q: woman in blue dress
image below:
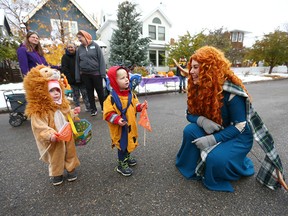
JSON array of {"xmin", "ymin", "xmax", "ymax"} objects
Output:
[{"xmin": 175, "ymin": 46, "xmax": 255, "ymax": 192}]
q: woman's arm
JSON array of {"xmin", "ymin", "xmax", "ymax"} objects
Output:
[{"xmin": 213, "ymin": 94, "xmax": 248, "ymax": 143}]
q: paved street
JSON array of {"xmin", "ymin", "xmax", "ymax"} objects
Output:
[{"xmin": 1, "ymin": 79, "xmax": 288, "ymax": 216}]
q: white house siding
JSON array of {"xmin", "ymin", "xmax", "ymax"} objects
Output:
[{"xmin": 98, "ymin": 5, "xmax": 171, "ymax": 72}]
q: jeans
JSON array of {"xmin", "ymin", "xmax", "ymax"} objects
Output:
[
  {"xmin": 178, "ymin": 76, "xmax": 186, "ymax": 88},
  {"xmin": 70, "ymin": 83, "xmax": 90, "ymax": 110}
]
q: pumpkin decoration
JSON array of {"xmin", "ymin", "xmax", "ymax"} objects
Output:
[
  {"xmin": 158, "ymin": 71, "xmax": 167, "ymax": 76},
  {"xmin": 167, "ymin": 71, "xmax": 174, "ymax": 77}
]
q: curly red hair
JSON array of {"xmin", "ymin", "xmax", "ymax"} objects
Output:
[{"xmin": 187, "ymin": 46, "xmax": 250, "ymax": 125}]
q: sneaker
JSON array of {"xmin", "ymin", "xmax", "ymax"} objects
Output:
[
  {"xmin": 67, "ymin": 170, "xmax": 77, "ymax": 182},
  {"xmin": 85, "ymin": 108, "xmax": 90, "ymax": 112},
  {"xmin": 52, "ymin": 175, "xmax": 63, "ymax": 186},
  {"xmin": 126, "ymin": 153, "xmax": 137, "ymax": 166},
  {"xmin": 116, "ymin": 159, "xmax": 133, "ymax": 176},
  {"xmin": 91, "ymin": 110, "xmax": 98, "ymax": 116}
]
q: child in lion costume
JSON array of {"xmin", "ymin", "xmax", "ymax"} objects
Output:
[{"xmin": 23, "ymin": 65, "xmax": 80, "ymax": 186}]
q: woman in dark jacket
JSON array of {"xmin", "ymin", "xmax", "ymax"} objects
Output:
[{"xmin": 61, "ymin": 42, "xmax": 90, "ymax": 111}]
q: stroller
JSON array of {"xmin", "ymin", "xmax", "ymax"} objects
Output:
[{"xmin": 3, "ymin": 91, "xmax": 27, "ymax": 127}]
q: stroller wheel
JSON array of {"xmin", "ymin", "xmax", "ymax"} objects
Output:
[
  {"xmin": 9, "ymin": 114, "xmax": 23, "ymax": 127},
  {"xmin": 18, "ymin": 113, "xmax": 27, "ymax": 120}
]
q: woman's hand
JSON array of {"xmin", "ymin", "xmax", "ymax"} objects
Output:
[
  {"xmin": 192, "ymin": 135, "xmax": 217, "ymax": 150},
  {"xmin": 197, "ymin": 116, "xmax": 222, "ymax": 134}
]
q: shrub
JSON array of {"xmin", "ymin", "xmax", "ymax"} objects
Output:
[{"xmin": 132, "ymin": 66, "xmax": 148, "ymax": 77}]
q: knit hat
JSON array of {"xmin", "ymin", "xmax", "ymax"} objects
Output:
[
  {"xmin": 77, "ymin": 30, "xmax": 92, "ymax": 45},
  {"xmin": 48, "ymin": 80, "xmax": 62, "ymax": 104}
]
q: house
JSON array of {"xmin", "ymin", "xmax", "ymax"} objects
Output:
[
  {"xmin": 229, "ymin": 29, "xmax": 251, "ymax": 49},
  {"xmin": 0, "ymin": 9, "xmax": 12, "ymax": 38},
  {"xmin": 22, "ymin": 0, "xmax": 99, "ymax": 41},
  {"xmin": 97, "ymin": 3, "xmax": 172, "ymax": 72}
]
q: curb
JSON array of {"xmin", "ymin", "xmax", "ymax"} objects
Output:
[{"xmin": 1, "ymin": 77, "xmax": 288, "ymax": 114}]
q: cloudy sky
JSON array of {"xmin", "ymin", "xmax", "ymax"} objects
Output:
[{"xmin": 77, "ymin": 0, "xmax": 288, "ymax": 47}]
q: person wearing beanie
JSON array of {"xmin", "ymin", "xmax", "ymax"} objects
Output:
[
  {"xmin": 61, "ymin": 42, "xmax": 90, "ymax": 111},
  {"xmin": 75, "ymin": 30, "xmax": 106, "ymax": 116},
  {"xmin": 23, "ymin": 65, "xmax": 81, "ymax": 186},
  {"xmin": 103, "ymin": 66, "xmax": 148, "ymax": 176}
]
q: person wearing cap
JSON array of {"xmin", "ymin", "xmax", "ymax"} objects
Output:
[
  {"xmin": 23, "ymin": 65, "xmax": 81, "ymax": 186},
  {"xmin": 103, "ymin": 66, "xmax": 147, "ymax": 177},
  {"xmin": 75, "ymin": 30, "xmax": 106, "ymax": 116},
  {"xmin": 176, "ymin": 56, "xmax": 188, "ymax": 93}
]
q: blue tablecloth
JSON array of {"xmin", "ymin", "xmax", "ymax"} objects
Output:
[{"xmin": 140, "ymin": 76, "xmax": 179, "ymax": 87}]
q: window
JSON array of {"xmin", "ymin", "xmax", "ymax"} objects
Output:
[
  {"xmin": 238, "ymin": 32, "xmax": 243, "ymax": 42},
  {"xmin": 149, "ymin": 50, "xmax": 157, "ymax": 66},
  {"xmin": 149, "ymin": 50, "xmax": 166, "ymax": 67},
  {"xmin": 158, "ymin": 26, "xmax": 165, "ymax": 41},
  {"xmin": 149, "ymin": 25, "xmax": 156, "ymax": 40},
  {"xmin": 152, "ymin": 17, "xmax": 161, "ymax": 24},
  {"xmin": 231, "ymin": 32, "xmax": 238, "ymax": 42},
  {"xmin": 50, "ymin": 19, "xmax": 78, "ymax": 39},
  {"xmin": 158, "ymin": 51, "xmax": 165, "ymax": 66}
]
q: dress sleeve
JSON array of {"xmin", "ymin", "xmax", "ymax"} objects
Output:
[
  {"xmin": 213, "ymin": 94, "xmax": 247, "ymax": 143},
  {"xmin": 186, "ymin": 109, "xmax": 199, "ymax": 123}
]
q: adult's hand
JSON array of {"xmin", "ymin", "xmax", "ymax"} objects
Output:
[
  {"xmin": 197, "ymin": 116, "xmax": 222, "ymax": 134},
  {"xmin": 192, "ymin": 135, "xmax": 217, "ymax": 150}
]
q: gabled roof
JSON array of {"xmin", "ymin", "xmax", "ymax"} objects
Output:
[
  {"xmin": 141, "ymin": 6, "xmax": 172, "ymax": 28},
  {"xmin": 229, "ymin": 29, "xmax": 251, "ymax": 34},
  {"xmin": 23, "ymin": 0, "xmax": 98, "ymax": 29},
  {"xmin": 0, "ymin": 9, "xmax": 12, "ymax": 35}
]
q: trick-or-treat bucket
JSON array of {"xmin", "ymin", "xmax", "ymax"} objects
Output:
[{"xmin": 73, "ymin": 119, "xmax": 92, "ymax": 146}]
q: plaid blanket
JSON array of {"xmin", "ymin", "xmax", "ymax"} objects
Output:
[{"xmin": 195, "ymin": 81, "xmax": 284, "ymax": 190}]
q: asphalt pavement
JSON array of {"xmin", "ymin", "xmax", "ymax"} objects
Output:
[{"xmin": 1, "ymin": 79, "xmax": 288, "ymax": 216}]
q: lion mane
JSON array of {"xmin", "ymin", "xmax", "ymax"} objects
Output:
[{"xmin": 23, "ymin": 65, "xmax": 70, "ymax": 118}]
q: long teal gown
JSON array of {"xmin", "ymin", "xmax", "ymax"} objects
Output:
[{"xmin": 176, "ymin": 91, "xmax": 255, "ymax": 192}]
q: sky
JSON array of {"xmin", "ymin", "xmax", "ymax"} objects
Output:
[{"xmin": 75, "ymin": 0, "xmax": 288, "ymax": 47}]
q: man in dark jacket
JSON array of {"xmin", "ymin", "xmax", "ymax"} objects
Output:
[
  {"xmin": 75, "ymin": 30, "xmax": 106, "ymax": 116},
  {"xmin": 61, "ymin": 42, "xmax": 90, "ymax": 111}
]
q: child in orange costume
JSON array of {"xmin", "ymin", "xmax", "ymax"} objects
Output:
[
  {"xmin": 103, "ymin": 66, "xmax": 147, "ymax": 176},
  {"xmin": 24, "ymin": 65, "xmax": 80, "ymax": 186}
]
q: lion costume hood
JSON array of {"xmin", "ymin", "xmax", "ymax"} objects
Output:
[{"xmin": 23, "ymin": 65, "xmax": 71, "ymax": 118}]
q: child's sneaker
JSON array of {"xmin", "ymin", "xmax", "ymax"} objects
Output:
[
  {"xmin": 116, "ymin": 159, "xmax": 133, "ymax": 176},
  {"xmin": 126, "ymin": 153, "xmax": 137, "ymax": 166},
  {"xmin": 52, "ymin": 175, "xmax": 63, "ymax": 186},
  {"xmin": 67, "ymin": 170, "xmax": 77, "ymax": 182}
]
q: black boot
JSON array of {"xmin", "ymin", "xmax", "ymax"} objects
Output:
[{"xmin": 179, "ymin": 86, "xmax": 182, "ymax": 93}]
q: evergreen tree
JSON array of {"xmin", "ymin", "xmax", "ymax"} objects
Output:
[{"xmin": 109, "ymin": 1, "xmax": 150, "ymax": 68}]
